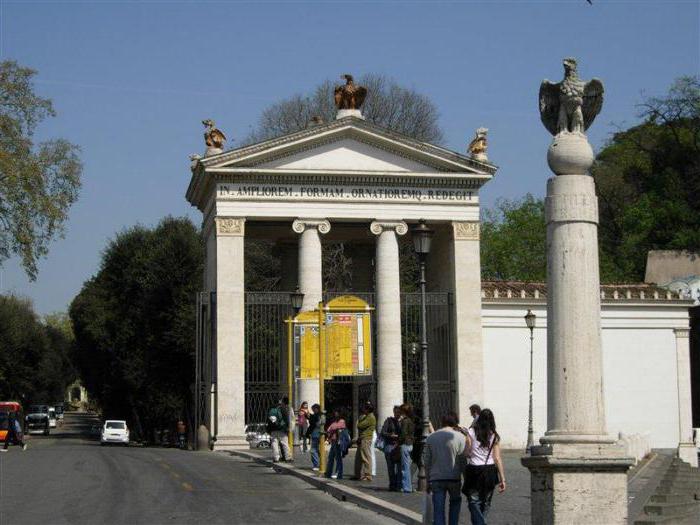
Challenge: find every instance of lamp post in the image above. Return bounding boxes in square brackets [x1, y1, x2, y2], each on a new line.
[288, 289, 304, 455]
[411, 219, 433, 492]
[524, 309, 536, 452]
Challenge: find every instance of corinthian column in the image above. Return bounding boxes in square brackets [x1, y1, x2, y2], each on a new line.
[370, 220, 408, 425]
[292, 219, 331, 406]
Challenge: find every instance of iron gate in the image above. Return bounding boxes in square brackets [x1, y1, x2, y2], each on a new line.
[194, 292, 214, 449]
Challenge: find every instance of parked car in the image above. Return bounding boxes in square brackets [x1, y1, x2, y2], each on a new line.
[245, 423, 271, 449]
[0, 402, 24, 444]
[25, 405, 50, 435]
[48, 407, 57, 428]
[100, 420, 129, 446]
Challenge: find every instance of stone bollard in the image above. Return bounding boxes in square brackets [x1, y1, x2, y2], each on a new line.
[197, 425, 210, 451]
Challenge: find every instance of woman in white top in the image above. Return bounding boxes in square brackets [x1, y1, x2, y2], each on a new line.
[460, 409, 506, 525]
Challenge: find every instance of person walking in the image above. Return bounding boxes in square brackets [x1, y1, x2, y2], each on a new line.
[353, 402, 376, 481]
[380, 405, 402, 491]
[306, 403, 322, 471]
[468, 404, 481, 428]
[461, 408, 506, 525]
[399, 403, 416, 493]
[325, 409, 346, 479]
[1, 413, 26, 452]
[423, 412, 466, 525]
[297, 401, 310, 454]
[268, 397, 291, 463]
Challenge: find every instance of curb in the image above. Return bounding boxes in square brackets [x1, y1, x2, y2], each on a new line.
[229, 450, 422, 525]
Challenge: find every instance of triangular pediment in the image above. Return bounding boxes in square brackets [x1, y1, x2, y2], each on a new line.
[199, 117, 497, 175]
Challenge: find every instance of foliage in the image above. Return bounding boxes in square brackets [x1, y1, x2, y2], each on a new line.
[480, 195, 546, 282]
[0, 60, 82, 280]
[70, 217, 203, 438]
[0, 295, 75, 405]
[244, 73, 443, 145]
[593, 76, 700, 282]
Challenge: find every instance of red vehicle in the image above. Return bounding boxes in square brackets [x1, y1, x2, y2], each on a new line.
[0, 402, 24, 443]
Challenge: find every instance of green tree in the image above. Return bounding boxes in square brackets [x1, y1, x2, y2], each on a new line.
[593, 76, 700, 282]
[480, 195, 546, 282]
[70, 217, 203, 438]
[0, 61, 82, 280]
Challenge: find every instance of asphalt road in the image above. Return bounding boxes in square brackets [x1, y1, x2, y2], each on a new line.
[0, 413, 397, 525]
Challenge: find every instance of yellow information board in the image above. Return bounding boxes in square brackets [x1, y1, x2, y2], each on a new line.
[293, 311, 320, 380]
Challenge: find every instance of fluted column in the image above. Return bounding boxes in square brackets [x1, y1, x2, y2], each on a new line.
[292, 219, 331, 406]
[371, 220, 408, 425]
[674, 328, 697, 466]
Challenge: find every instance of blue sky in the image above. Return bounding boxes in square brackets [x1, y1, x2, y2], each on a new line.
[1, 0, 698, 314]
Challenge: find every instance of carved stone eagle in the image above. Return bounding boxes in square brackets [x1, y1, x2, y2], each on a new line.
[334, 74, 367, 110]
[202, 119, 226, 150]
[539, 58, 604, 136]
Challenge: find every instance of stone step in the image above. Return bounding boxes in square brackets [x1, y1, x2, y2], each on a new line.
[650, 494, 697, 504]
[655, 484, 700, 495]
[644, 500, 700, 517]
[661, 475, 700, 484]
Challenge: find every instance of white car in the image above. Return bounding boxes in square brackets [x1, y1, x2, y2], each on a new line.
[48, 407, 57, 428]
[100, 420, 130, 446]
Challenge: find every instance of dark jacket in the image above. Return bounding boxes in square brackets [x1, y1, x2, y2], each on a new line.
[306, 412, 321, 438]
[399, 417, 415, 446]
[381, 416, 401, 445]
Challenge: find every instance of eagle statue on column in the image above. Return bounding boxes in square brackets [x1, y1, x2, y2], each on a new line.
[539, 58, 604, 136]
[334, 74, 368, 110]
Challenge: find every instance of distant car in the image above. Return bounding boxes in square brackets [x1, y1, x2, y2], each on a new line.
[245, 423, 271, 449]
[101, 420, 129, 446]
[25, 405, 50, 436]
[48, 407, 57, 428]
[53, 404, 65, 421]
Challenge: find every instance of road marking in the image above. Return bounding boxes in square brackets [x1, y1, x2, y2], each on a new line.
[170, 471, 181, 480]
[181, 482, 193, 492]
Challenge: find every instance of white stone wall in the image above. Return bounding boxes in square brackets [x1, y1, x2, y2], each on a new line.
[482, 302, 690, 450]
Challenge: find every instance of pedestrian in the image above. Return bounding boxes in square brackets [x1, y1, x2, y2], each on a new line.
[423, 411, 466, 525]
[306, 403, 322, 471]
[176, 420, 187, 450]
[380, 405, 402, 491]
[399, 403, 416, 493]
[324, 409, 346, 479]
[353, 402, 376, 481]
[468, 404, 481, 428]
[1, 413, 27, 452]
[297, 401, 310, 454]
[461, 408, 506, 525]
[268, 397, 291, 463]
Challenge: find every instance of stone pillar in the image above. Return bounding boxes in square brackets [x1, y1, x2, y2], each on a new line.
[521, 134, 633, 524]
[674, 328, 697, 466]
[213, 217, 247, 449]
[370, 221, 407, 425]
[292, 219, 331, 406]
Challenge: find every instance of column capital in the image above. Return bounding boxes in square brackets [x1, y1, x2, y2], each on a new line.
[452, 221, 480, 241]
[370, 220, 408, 236]
[215, 217, 245, 237]
[292, 218, 331, 235]
[674, 327, 691, 339]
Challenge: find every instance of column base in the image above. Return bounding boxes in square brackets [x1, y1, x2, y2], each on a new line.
[521, 443, 634, 525]
[677, 442, 699, 467]
[212, 434, 249, 451]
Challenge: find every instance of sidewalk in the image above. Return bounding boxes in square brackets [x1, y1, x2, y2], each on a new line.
[237, 444, 532, 525]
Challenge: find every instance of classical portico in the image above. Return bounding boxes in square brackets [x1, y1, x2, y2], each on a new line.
[187, 113, 496, 449]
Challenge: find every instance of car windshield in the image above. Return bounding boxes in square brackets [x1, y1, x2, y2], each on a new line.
[105, 422, 125, 429]
[29, 405, 47, 413]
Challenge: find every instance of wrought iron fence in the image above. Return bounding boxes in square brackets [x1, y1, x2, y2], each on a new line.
[194, 292, 214, 449]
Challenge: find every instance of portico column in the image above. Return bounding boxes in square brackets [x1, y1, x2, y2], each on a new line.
[292, 219, 331, 406]
[674, 328, 697, 466]
[370, 220, 408, 425]
[213, 217, 247, 449]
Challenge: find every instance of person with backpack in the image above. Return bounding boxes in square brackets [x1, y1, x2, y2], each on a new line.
[460, 408, 506, 525]
[399, 403, 416, 493]
[379, 405, 402, 491]
[353, 402, 376, 481]
[268, 397, 291, 463]
[324, 409, 347, 479]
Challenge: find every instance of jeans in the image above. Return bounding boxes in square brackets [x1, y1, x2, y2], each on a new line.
[384, 445, 401, 490]
[310, 436, 320, 468]
[400, 444, 413, 492]
[431, 480, 462, 525]
[466, 488, 494, 525]
[325, 442, 343, 479]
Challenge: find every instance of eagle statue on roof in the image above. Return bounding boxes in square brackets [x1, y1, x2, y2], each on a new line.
[539, 58, 604, 136]
[202, 119, 227, 151]
[334, 74, 367, 110]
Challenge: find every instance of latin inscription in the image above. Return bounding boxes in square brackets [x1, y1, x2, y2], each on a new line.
[218, 184, 474, 203]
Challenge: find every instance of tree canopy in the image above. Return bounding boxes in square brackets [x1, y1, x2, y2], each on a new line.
[70, 217, 203, 438]
[0, 60, 82, 280]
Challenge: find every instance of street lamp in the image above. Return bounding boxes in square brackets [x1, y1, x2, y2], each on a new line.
[524, 309, 536, 452]
[411, 219, 433, 492]
[287, 289, 305, 455]
[290, 288, 304, 315]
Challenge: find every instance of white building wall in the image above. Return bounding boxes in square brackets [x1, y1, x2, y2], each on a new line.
[481, 302, 689, 450]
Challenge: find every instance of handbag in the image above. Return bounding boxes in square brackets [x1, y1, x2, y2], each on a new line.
[374, 436, 386, 450]
[462, 438, 499, 498]
[390, 444, 401, 462]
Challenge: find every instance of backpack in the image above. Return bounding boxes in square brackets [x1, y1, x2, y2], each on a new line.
[339, 428, 351, 457]
[267, 408, 282, 433]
